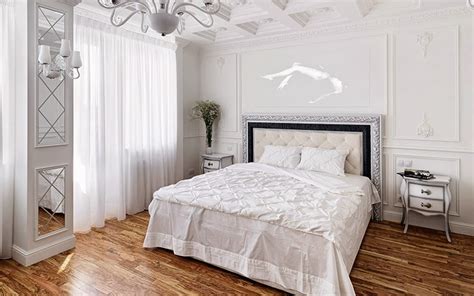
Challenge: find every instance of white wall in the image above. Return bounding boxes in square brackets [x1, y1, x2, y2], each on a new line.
[183, 8, 474, 235]
[182, 44, 205, 178]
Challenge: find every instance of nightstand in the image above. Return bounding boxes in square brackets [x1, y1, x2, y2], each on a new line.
[399, 174, 452, 242]
[201, 153, 234, 173]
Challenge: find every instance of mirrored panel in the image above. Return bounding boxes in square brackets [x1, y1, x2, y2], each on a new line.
[37, 6, 66, 146]
[37, 166, 66, 237]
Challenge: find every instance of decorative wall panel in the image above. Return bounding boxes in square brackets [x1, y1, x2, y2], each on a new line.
[393, 26, 459, 142]
[201, 54, 239, 134]
[37, 6, 67, 146]
[36, 166, 66, 237]
[240, 36, 387, 112]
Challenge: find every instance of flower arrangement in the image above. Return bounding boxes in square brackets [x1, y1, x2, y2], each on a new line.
[192, 100, 220, 153]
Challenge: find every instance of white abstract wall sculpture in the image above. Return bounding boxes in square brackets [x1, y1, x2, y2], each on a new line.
[261, 62, 344, 103]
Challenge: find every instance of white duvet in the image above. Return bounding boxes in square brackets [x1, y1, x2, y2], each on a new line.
[144, 163, 380, 295]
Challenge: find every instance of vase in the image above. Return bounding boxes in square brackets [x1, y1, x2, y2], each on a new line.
[206, 146, 213, 155]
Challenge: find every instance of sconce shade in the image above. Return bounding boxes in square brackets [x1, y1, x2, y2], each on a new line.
[60, 39, 72, 57]
[71, 51, 82, 68]
[38, 45, 51, 64]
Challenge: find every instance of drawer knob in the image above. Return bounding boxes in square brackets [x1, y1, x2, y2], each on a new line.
[421, 189, 432, 195]
[421, 202, 432, 209]
[208, 162, 213, 166]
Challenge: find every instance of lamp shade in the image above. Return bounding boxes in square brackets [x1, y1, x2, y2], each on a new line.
[38, 45, 51, 64]
[60, 39, 71, 57]
[71, 51, 82, 68]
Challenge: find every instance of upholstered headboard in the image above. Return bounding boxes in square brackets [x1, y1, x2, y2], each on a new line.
[242, 113, 383, 220]
[253, 129, 363, 175]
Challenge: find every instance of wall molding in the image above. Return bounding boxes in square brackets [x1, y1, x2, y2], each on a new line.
[202, 54, 241, 136]
[200, 7, 470, 53]
[383, 144, 474, 154]
[383, 210, 474, 236]
[12, 235, 76, 267]
[391, 25, 460, 142]
[382, 153, 389, 206]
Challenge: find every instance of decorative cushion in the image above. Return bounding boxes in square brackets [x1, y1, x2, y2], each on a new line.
[296, 147, 348, 176]
[257, 145, 302, 169]
[253, 129, 362, 175]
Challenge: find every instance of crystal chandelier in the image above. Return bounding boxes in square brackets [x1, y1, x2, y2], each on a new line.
[97, 0, 222, 36]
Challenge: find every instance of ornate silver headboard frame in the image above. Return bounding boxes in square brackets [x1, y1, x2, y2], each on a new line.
[242, 113, 383, 221]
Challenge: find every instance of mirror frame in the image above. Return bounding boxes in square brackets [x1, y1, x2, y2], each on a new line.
[35, 4, 69, 148]
[35, 164, 69, 240]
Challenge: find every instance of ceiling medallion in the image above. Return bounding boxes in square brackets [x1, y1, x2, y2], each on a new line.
[97, 0, 222, 36]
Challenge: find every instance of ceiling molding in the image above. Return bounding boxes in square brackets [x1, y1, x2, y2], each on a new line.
[199, 6, 470, 52]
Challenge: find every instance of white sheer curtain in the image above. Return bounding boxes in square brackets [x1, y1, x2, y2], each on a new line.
[0, 0, 15, 259]
[73, 15, 178, 232]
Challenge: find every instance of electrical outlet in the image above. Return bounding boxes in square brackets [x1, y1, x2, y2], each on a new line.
[404, 160, 413, 167]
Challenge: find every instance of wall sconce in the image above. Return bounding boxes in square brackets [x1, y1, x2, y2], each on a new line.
[38, 39, 82, 80]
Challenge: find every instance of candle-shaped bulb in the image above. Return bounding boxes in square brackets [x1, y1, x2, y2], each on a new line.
[38, 45, 51, 65]
[60, 39, 72, 58]
[71, 51, 82, 68]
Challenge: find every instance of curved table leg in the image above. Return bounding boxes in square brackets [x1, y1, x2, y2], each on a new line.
[445, 214, 452, 243]
[403, 209, 409, 234]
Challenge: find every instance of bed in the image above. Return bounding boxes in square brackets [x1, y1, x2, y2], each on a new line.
[144, 113, 383, 295]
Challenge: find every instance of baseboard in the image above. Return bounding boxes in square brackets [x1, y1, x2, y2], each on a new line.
[383, 210, 474, 236]
[12, 235, 76, 266]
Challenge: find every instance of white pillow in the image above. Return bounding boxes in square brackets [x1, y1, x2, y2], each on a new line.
[296, 147, 348, 176]
[258, 145, 302, 169]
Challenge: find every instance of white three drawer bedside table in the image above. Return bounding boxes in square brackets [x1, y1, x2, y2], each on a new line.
[399, 174, 452, 242]
[201, 153, 234, 174]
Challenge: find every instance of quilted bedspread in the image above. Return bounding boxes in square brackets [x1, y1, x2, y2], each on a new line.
[153, 163, 379, 272]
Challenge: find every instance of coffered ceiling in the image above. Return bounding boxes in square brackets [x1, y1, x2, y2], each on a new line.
[178, 0, 466, 44]
[78, 0, 469, 45]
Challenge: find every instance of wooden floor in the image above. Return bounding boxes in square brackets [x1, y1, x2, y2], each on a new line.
[1, 212, 473, 295]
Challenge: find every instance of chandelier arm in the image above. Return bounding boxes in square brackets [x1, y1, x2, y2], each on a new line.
[164, 0, 171, 13]
[148, 0, 158, 13]
[110, 8, 142, 27]
[469, 0, 474, 8]
[140, 12, 149, 33]
[172, 0, 221, 16]
[181, 10, 214, 28]
[97, 1, 152, 15]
